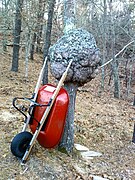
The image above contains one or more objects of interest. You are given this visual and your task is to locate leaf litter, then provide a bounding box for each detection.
[0,52,135,179]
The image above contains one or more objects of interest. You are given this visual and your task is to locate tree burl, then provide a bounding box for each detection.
[49,28,100,153]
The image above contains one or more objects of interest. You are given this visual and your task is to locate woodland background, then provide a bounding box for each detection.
[0,0,135,179]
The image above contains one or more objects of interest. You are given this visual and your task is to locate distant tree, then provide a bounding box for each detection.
[30,0,46,60]
[42,0,56,84]
[1,0,13,52]
[36,0,46,53]
[101,0,107,91]
[109,0,120,98]
[132,123,135,143]
[30,32,36,60]
[11,0,24,72]
[1,0,8,51]
[133,95,135,106]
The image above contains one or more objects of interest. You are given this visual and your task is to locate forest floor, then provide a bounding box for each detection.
[0,50,135,180]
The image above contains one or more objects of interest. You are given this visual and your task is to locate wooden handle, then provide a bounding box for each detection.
[22,57,47,132]
[34,56,47,96]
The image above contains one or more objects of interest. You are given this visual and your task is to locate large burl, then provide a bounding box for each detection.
[49,28,100,152]
[50,29,100,84]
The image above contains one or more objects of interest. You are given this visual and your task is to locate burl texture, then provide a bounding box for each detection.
[49,28,100,85]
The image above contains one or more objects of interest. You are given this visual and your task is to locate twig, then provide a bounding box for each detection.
[20,167,29,175]
[99,40,134,69]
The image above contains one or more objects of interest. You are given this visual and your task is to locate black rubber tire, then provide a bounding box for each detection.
[11,131,33,158]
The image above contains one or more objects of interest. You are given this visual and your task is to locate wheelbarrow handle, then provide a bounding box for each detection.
[13,96,51,124]
[13,97,27,121]
[22,57,48,131]
[34,56,48,96]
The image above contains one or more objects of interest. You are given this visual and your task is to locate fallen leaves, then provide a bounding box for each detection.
[0,51,135,179]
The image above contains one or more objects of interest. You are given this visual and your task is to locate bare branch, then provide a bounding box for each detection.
[99,40,134,69]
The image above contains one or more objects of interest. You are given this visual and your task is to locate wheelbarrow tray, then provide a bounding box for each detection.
[29,84,69,148]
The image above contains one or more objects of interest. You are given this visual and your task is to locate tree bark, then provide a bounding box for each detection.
[58,83,78,153]
[11,0,23,72]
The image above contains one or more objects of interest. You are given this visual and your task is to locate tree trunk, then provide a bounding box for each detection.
[133,95,135,106]
[101,0,107,91]
[109,0,120,98]
[36,0,46,53]
[63,0,76,33]
[30,33,36,60]
[11,0,23,72]
[42,0,56,85]
[57,0,76,153]
[112,60,120,98]
[126,60,132,97]
[25,31,31,77]
[132,123,135,143]
[58,83,78,153]
[1,0,9,52]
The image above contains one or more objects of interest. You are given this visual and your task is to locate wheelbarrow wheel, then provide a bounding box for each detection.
[11,131,33,158]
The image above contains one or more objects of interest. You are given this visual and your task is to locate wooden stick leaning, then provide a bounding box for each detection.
[22,57,48,132]
[22,60,73,163]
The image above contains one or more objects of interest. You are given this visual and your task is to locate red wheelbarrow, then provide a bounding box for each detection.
[11,58,72,163]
